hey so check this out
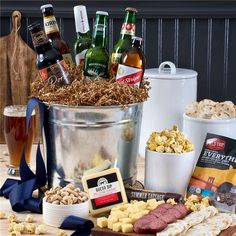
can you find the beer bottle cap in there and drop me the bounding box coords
[96,11,109,16]
[125,7,138,13]
[74,5,90,33]
[132,36,143,42]
[40,4,53,11]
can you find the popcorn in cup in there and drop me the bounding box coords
[144,125,195,195]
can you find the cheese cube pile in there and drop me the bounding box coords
[96,199,165,233]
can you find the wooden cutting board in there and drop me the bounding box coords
[92,225,236,236]
[0,11,40,143]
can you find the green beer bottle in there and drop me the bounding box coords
[111,7,137,76]
[73,5,92,67]
[83,11,109,79]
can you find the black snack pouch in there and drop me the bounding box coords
[188,133,236,213]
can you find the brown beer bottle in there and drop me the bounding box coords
[116,36,145,87]
[41,4,74,67]
[28,22,71,86]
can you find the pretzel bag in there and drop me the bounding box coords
[188,133,236,213]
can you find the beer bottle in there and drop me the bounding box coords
[28,22,71,86]
[111,7,137,76]
[41,4,74,67]
[83,11,109,79]
[116,36,145,87]
[73,5,92,67]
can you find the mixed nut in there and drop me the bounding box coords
[44,183,88,205]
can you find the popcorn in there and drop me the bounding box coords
[35,224,47,235]
[147,125,194,153]
[25,214,33,223]
[57,229,67,236]
[185,99,236,119]
[0,211,6,219]
[185,194,210,211]
[9,231,21,236]
[8,214,17,223]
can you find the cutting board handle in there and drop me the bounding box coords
[11,10,21,33]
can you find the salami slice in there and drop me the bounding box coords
[159,203,173,210]
[173,204,189,218]
[167,208,183,219]
[159,212,177,224]
[149,218,168,233]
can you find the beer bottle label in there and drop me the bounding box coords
[121,23,135,36]
[111,53,122,64]
[75,49,88,66]
[95,23,107,36]
[44,16,59,34]
[31,30,48,47]
[86,62,108,77]
[39,60,70,85]
[111,52,122,73]
[116,64,143,87]
[62,53,74,68]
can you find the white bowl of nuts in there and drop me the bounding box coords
[43,184,89,227]
[145,125,195,195]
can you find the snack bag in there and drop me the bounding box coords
[188,133,236,213]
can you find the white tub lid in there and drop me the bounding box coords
[144,61,198,80]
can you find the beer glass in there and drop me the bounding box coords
[3,105,36,176]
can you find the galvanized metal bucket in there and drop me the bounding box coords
[43,103,143,188]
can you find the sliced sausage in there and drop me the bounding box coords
[173,204,189,218]
[167,208,183,219]
[159,212,177,224]
[158,203,173,210]
[149,218,168,233]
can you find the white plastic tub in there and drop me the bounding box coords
[43,198,89,227]
[183,114,236,163]
[144,148,195,195]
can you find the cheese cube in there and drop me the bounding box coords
[108,217,118,229]
[112,222,122,232]
[140,210,149,216]
[134,201,147,210]
[130,215,140,224]
[147,198,157,206]
[97,217,108,228]
[118,205,128,211]
[111,210,128,219]
[121,223,133,233]
[119,218,132,224]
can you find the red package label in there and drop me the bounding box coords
[206,138,226,151]
[94,193,119,207]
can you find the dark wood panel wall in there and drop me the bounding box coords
[1,0,236,102]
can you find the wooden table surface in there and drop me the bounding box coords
[0,144,145,236]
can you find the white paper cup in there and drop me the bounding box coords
[144,148,195,195]
[183,114,236,164]
[43,198,89,227]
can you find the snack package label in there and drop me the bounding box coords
[116,64,143,87]
[188,133,236,212]
[86,173,123,210]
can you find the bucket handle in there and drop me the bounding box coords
[158,61,176,74]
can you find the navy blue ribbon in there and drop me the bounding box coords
[0,98,95,235]
[0,98,46,213]
[60,216,94,236]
